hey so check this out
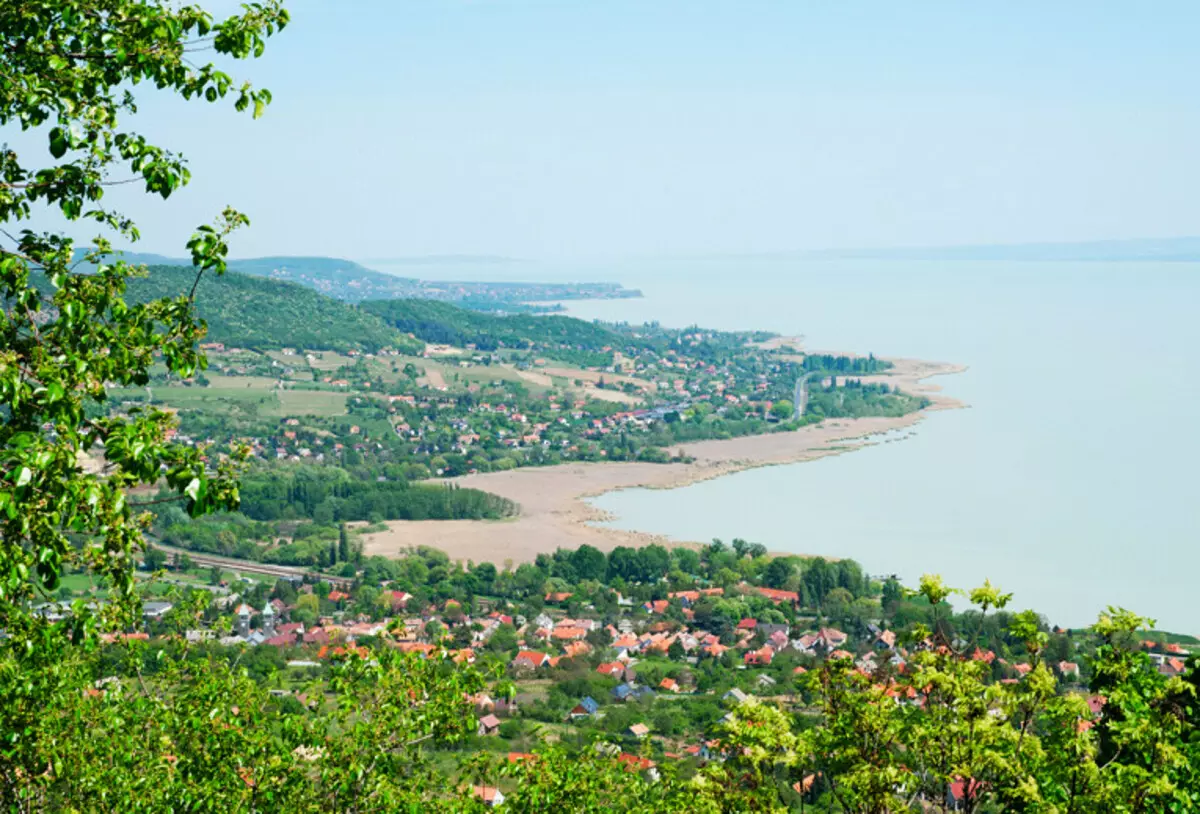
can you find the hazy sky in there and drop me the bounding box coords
[36,1,1200,258]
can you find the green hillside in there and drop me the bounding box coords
[359,297,618,352]
[125,265,421,354]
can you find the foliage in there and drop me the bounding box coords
[362,297,620,358]
[122,264,420,353]
[0,0,288,636]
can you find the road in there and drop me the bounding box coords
[793,371,818,419]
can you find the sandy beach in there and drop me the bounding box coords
[361,357,966,565]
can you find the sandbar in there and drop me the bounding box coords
[360,357,965,565]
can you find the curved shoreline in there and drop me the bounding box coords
[360,357,967,564]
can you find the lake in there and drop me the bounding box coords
[372,256,1200,632]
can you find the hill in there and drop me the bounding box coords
[360,297,619,353]
[124,265,421,354]
[75,250,641,306]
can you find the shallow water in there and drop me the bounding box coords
[373,256,1200,632]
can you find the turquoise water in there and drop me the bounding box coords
[373,257,1200,632]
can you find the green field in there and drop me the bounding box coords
[112,379,351,420]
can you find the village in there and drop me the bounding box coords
[71,539,1195,809]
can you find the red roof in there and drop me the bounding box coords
[617,753,656,771]
[744,646,774,666]
[327,590,349,602]
[736,618,758,630]
[755,586,800,604]
[513,650,549,668]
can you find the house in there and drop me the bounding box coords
[563,640,592,659]
[874,630,897,650]
[744,646,774,666]
[758,623,791,640]
[946,778,984,811]
[612,684,655,703]
[471,785,505,808]
[596,661,627,678]
[545,591,573,603]
[569,696,600,720]
[476,714,502,736]
[511,650,550,671]
[818,627,849,651]
[659,677,681,693]
[1159,657,1188,677]
[756,674,777,690]
[142,601,173,620]
[723,688,749,704]
[616,753,660,781]
[627,723,650,739]
[643,599,669,614]
[1057,661,1080,679]
[669,590,701,607]
[736,618,758,632]
[755,586,800,605]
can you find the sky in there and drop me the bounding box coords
[28,0,1200,259]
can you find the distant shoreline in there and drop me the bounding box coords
[360,357,967,565]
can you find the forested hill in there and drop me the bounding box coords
[124,265,422,354]
[360,297,619,351]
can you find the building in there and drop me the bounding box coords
[569,696,600,720]
[477,714,502,736]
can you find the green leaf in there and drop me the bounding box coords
[49,127,68,159]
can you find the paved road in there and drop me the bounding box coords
[793,371,818,419]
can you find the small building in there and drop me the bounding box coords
[477,714,502,736]
[472,785,505,808]
[627,723,650,739]
[569,696,600,720]
[723,688,749,704]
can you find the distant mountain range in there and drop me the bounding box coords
[73,252,640,308]
[811,237,1200,262]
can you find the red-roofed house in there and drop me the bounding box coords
[659,677,681,693]
[755,586,800,605]
[736,618,758,631]
[472,785,505,808]
[744,646,774,666]
[596,661,626,678]
[511,650,550,671]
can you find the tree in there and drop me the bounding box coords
[143,546,168,572]
[338,523,350,563]
[770,399,794,420]
[0,0,287,648]
[763,557,795,589]
[570,544,607,582]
